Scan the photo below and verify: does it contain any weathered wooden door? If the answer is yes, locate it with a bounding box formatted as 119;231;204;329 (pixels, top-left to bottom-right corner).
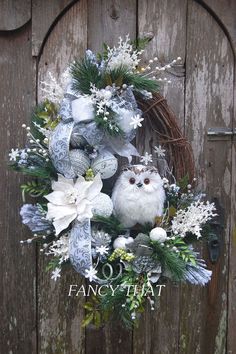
1;1;235;353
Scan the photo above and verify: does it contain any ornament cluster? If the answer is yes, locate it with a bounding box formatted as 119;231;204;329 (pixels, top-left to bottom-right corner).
9;36;216;328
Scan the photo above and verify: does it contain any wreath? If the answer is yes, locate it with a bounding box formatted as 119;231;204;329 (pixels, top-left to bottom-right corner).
9;36;216;329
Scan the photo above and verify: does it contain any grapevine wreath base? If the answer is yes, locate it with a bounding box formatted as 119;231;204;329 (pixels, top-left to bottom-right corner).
9;36;216;328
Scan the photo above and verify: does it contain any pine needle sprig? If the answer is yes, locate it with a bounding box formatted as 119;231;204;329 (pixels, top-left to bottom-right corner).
70;58;102;95
93;215;125;236
126;72;159;93
9;163;57;179
105;66;159;93
151;241;187;281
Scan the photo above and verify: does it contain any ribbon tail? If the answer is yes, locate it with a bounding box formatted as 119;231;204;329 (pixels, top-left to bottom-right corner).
69;219;92;275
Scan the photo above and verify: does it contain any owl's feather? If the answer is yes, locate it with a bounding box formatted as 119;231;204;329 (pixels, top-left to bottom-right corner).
112;165;166;227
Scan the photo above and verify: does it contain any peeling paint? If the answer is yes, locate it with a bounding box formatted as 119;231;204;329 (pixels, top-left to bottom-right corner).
214;309;227;354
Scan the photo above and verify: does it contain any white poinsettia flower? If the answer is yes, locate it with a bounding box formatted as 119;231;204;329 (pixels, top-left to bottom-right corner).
45;174;103;235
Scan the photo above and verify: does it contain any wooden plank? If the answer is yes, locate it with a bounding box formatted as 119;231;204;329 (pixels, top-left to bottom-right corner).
85;1;136;353
198;0;236;53
37;2;87;353
180;1;234;353
228;125;236;354
0;24;36;353
0;0;31;31
32;0;75;56
134;1;187;353
87;0;137;53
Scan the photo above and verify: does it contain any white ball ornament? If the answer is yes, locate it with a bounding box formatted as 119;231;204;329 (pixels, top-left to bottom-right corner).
113;236;134;250
92;193;113;217
91;151;118;179
150;227;168;243
69;149;90;176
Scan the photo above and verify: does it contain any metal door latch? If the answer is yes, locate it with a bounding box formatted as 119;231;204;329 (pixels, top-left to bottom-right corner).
207;127;236;137
207;198;224;264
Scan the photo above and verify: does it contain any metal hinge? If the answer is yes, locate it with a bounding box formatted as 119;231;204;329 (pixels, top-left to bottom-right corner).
207;127;236;137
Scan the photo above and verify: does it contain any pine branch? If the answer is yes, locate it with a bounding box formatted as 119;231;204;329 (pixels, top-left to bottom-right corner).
125;72;159;92
70;58;102;94
151;241;187;281
9;163;57;179
93;215;125;236
131;37;151;50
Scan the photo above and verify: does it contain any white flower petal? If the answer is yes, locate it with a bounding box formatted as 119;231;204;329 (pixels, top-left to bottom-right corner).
52;175;74;192
85;174;103;201
47;203;77;221
45;191;69;205
53;212;77;235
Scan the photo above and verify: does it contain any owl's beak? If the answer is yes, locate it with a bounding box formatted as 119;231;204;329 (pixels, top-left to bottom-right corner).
136;182;143;188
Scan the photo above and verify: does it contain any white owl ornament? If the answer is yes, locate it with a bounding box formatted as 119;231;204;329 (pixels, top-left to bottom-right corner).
112;165;166;228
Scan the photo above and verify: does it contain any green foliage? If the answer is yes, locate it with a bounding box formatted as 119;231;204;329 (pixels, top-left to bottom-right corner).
70;58;102;95
21;180;51;198
151;241;187;281
109;248;135;262
171;238;196;265
94;111;124;137
105;66;159;93
124;71;159;93
10;161;57;179
82;296;110;328
46;257;61;272
131;37;151;51
177;174;190;191
71;57;159;95
93;215;125;236
31;100;59;140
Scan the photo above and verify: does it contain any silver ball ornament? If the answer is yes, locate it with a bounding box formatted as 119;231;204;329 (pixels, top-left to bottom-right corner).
69;149;90;176
92;193;113;217
91;151;118;179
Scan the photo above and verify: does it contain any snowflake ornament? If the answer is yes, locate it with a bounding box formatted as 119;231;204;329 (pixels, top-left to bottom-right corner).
140;152;153;165
9;148;20;161
130;114;144;129
84;266;98;282
154;145;166;158
51;267;61;281
96;245;109;256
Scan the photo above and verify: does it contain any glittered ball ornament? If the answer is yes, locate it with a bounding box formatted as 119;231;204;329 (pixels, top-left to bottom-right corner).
113;236;134;250
92;193;113;217
70;130;87;148
150;227;168;243
69;149;90;176
91;151;118;179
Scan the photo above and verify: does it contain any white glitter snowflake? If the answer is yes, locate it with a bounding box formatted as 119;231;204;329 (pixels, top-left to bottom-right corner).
40;68;71;105
51;267;61;281
9;148;20;161
154;145;166;158
96;245;109;256
84;266;98;282
106;35;143;71
46;235;69;264
171;200;217;239
140;152;153;165
130;114;144;129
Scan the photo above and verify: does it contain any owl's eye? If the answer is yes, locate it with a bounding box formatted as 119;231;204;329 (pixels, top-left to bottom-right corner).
129;177;136;184
144;178;150;185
